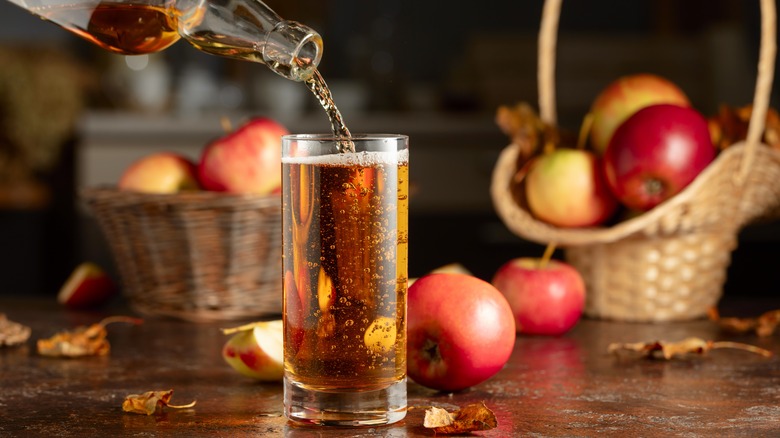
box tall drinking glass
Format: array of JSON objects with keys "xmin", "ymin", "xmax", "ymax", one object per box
[{"xmin": 282, "ymin": 134, "xmax": 409, "ymax": 426}]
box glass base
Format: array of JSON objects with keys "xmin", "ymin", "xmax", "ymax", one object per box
[{"xmin": 284, "ymin": 377, "xmax": 407, "ymax": 426}]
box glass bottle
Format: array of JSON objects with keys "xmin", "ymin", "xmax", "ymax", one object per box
[{"xmin": 5, "ymin": 0, "xmax": 323, "ymax": 81}]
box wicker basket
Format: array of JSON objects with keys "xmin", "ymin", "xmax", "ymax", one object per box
[
  {"xmin": 491, "ymin": 0, "xmax": 780, "ymax": 322},
  {"xmin": 81, "ymin": 187, "xmax": 282, "ymax": 323}
]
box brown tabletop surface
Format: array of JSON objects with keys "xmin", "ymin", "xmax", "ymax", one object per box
[{"xmin": 2, "ymin": 296, "xmax": 780, "ymax": 437}]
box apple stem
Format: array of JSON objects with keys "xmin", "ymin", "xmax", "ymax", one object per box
[
  {"xmin": 539, "ymin": 242, "xmax": 557, "ymax": 269},
  {"xmin": 98, "ymin": 315, "xmax": 144, "ymax": 328},
  {"xmin": 577, "ymin": 113, "xmax": 594, "ymax": 150},
  {"xmin": 711, "ymin": 341, "xmax": 773, "ymax": 358},
  {"xmin": 220, "ymin": 116, "xmax": 233, "ymax": 134}
]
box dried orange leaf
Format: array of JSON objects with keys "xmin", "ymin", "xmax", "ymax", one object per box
[
  {"xmin": 495, "ymin": 102, "xmax": 573, "ymax": 161},
  {"xmin": 36, "ymin": 316, "xmax": 142, "ymax": 357},
  {"xmin": 608, "ymin": 336, "xmax": 772, "ymax": 360},
  {"xmin": 423, "ymin": 402, "xmax": 498, "ymax": 434},
  {"xmin": 0, "ymin": 314, "xmax": 31, "ymax": 347},
  {"xmin": 122, "ymin": 390, "xmax": 196, "ymax": 415},
  {"xmin": 708, "ymin": 103, "xmax": 780, "ymax": 150},
  {"xmin": 709, "ymin": 307, "xmax": 780, "ymax": 337},
  {"xmin": 496, "ymin": 102, "xmax": 545, "ymax": 158}
]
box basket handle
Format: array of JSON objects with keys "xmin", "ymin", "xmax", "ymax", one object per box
[{"xmin": 537, "ymin": 0, "xmax": 776, "ymax": 185}]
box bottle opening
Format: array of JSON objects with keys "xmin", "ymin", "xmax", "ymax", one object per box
[{"xmin": 264, "ymin": 21, "xmax": 323, "ymax": 82}]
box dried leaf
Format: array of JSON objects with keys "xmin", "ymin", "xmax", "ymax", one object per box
[
  {"xmin": 608, "ymin": 336, "xmax": 772, "ymax": 360},
  {"xmin": 495, "ymin": 102, "xmax": 573, "ymax": 166},
  {"xmin": 0, "ymin": 314, "xmax": 31, "ymax": 347},
  {"xmin": 496, "ymin": 102, "xmax": 545, "ymax": 161},
  {"xmin": 708, "ymin": 103, "xmax": 780, "ymax": 150},
  {"xmin": 708, "ymin": 307, "xmax": 780, "ymax": 337},
  {"xmin": 423, "ymin": 402, "xmax": 498, "ymax": 434},
  {"xmin": 122, "ymin": 390, "xmax": 196, "ymax": 415},
  {"xmin": 423, "ymin": 406, "xmax": 454, "ymax": 428},
  {"xmin": 36, "ymin": 316, "xmax": 142, "ymax": 357}
]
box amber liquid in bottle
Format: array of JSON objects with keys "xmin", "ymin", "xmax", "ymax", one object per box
[
  {"xmin": 32, "ymin": 2, "xmax": 180, "ymax": 55},
  {"xmin": 32, "ymin": 1, "xmax": 354, "ymax": 149}
]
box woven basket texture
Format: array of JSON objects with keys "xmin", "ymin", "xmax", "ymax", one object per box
[
  {"xmin": 82, "ymin": 187, "xmax": 282, "ymax": 322},
  {"xmin": 491, "ymin": 0, "xmax": 780, "ymax": 321}
]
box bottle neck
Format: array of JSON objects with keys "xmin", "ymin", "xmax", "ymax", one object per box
[
  {"xmin": 175, "ymin": 0, "xmax": 323, "ymax": 82},
  {"xmin": 262, "ymin": 20, "xmax": 323, "ymax": 82}
]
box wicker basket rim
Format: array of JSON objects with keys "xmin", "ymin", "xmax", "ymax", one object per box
[
  {"xmin": 80, "ymin": 186, "xmax": 281, "ymax": 210},
  {"xmin": 491, "ymin": 140, "xmax": 780, "ymax": 246}
]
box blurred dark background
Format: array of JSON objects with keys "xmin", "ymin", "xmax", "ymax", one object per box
[{"xmin": 0, "ymin": 0, "xmax": 776, "ymax": 302}]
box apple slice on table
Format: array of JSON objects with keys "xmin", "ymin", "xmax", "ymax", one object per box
[
  {"xmin": 198, "ymin": 117, "xmax": 289, "ymax": 195},
  {"xmin": 118, "ymin": 152, "xmax": 201, "ymax": 194},
  {"xmin": 57, "ymin": 262, "xmax": 118, "ymax": 310},
  {"xmin": 221, "ymin": 320, "xmax": 284, "ymax": 381}
]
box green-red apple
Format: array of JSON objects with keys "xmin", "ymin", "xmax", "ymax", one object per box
[
  {"xmin": 525, "ymin": 148, "xmax": 617, "ymax": 227},
  {"xmin": 589, "ymin": 73, "xmax": 690, "ymax": 154},
  {"xmin": 492, "ymin": 258, "xmax": 585, "ymax": 336},
  {"xmin": 222, "ymin": 320, "xmax": 284, "ymax": 381},
  {"xmin": 198, "ymin": 117, "xmax": 288, "ymax": 194},
  {"xmin": 118, "ymin": 152, "xmax": 200, "ymax": 193}
]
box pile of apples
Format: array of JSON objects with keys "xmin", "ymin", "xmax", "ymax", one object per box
[
  {"xmin": 117, "ymin": 117, "xmax": 289, "ymax": 195},
  {"xmin": 518, "ymin": 73, "xmax": 716, "ymax": 228}
]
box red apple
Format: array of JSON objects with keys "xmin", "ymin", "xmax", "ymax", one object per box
[
  {"xmin": 603, "ymin": 103, "xmax": 716, "ymax": 211},
  {"xmin": 198, "ymin": 117, "xmax": 289, "ymax": 194},
  {"xmin": 408, "ymin": 263, "xmax": 472, "ymax": 287},
  {"xmin": 57, "ymin": 262, "xmax": 117, "ymax": 309},
  {"xmin": 222, "ymin": 320, "xmax": 284, "ymax": 381},
  {"xmin": 589, "ymin": 73, "xmax": 690, "ymax": 154},
  {"xmin": 491, "ymin": 258, "xmax": 585, "ymax": 336},
  {"xmin": 525, "ymin": 148, "xmax": 617, "ymax": 227},
  {"xmin": 118, "ymin": 152, "xmax": 200, "ymax": 193},
  {"xmin": 407, "ymin": 273, "xmax": 516, "ymax": 392}
]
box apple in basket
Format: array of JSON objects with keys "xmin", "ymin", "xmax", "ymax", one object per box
[
  {"xmin": 492, "ymin": 254, "xmax": 585, "ymax": 336},
  {"xmin": 198, "ymin": 117, "xmax": 289, "ymax": 194},
  {"xmin": 525, "ymin": 148, "xmax": 618, "ymax": 227},
  {"xmin": 221, "ymin": 320, "xmax": 284, "ymax": 381},
  {"xmin": 603, "ymin": 104, "xmax": 716, "ymax": 211},
  {"xmin": 118, "ymin": 152, "xmax": 201, "ymax": 193},
  {"xmin": 407, "ymin": 273, "xmax": 516, "ymax": 392},
  {"xmin": 589, "ymin": 73, "xmax": 690, "ymax": 154}
]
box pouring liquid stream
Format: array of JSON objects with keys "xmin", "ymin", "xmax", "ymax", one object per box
[{"xmin": 304, "ymin": 68, "xmax": 355, "ymax": 153}]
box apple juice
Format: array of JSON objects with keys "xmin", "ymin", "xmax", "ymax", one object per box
[
  {"xmin": 282, "ymin": 148, "xmax": 409, "ymax": 392},
  {"xmin": 20, "ymin": 0, "xmax": 324, "ymax": 82}
]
